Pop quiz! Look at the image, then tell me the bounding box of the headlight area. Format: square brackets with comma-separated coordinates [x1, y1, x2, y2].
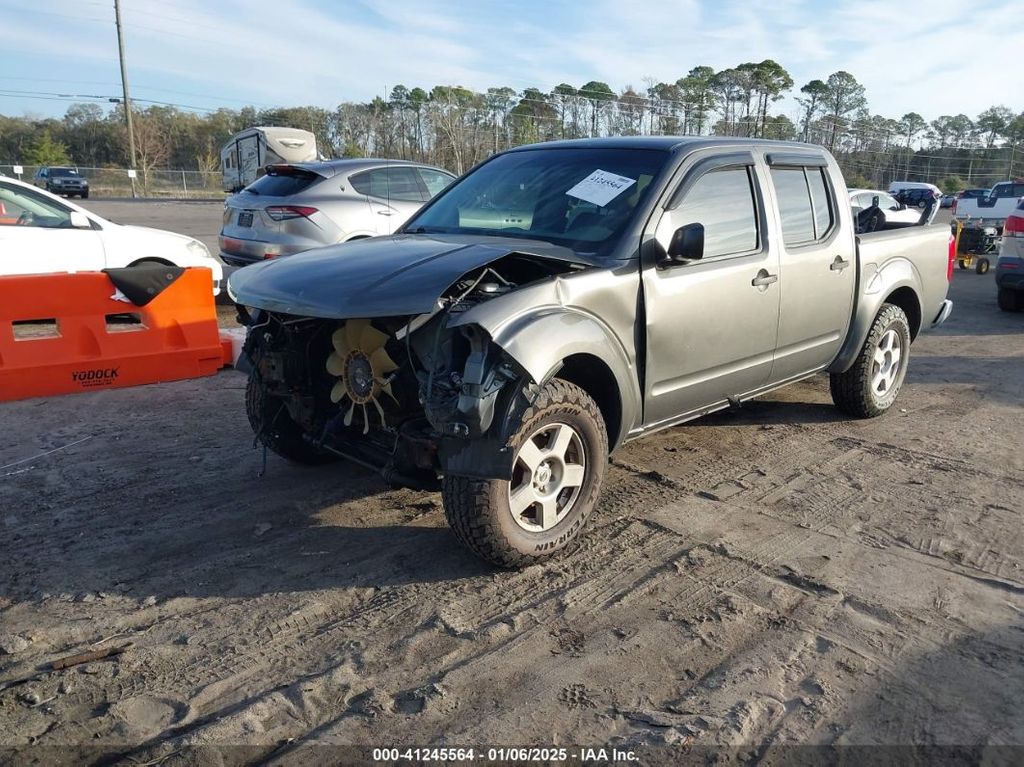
[186, 239, 213, 260]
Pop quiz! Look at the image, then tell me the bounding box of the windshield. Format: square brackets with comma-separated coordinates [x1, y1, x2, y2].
[403, 147, 670, 256]
[50, 168, 79, 177]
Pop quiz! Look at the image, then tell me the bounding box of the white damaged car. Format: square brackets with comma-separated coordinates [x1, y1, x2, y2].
[0, 176, 223, 293]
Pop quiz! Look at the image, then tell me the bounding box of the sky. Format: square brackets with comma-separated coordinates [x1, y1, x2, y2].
[1, 0, 1022, 124]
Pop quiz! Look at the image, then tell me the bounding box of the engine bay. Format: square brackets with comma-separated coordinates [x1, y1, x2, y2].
[238, 254, 580, 487]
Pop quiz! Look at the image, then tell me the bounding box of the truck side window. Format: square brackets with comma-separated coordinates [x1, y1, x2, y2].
[672, 167, 759, 259]
[806, 168, 834, 238]
[771, 167, 834, 245]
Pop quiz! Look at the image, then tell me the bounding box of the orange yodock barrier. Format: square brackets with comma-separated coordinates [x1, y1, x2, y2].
[0, 266, 234, 403]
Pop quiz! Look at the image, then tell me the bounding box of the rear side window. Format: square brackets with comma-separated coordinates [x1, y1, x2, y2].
[351, 167, 425, 202]
[418, 168, 454, 197]
[993, 183, 1024, 199]
[243, 168, 320, 197]
[806, 169, 834, 235]
[771, 167, 834, 246]
[673, 166, 759, 259]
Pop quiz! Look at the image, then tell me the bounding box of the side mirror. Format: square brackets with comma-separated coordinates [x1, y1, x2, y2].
[666, 222, 705, 264]
[69, 211, 92, 229]
[872, 195, 880, 208]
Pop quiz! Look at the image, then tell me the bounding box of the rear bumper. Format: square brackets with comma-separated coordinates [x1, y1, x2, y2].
[996, 257, 1024, 289]
[931, 299, 953, 328]
[219, 235, 309, 266]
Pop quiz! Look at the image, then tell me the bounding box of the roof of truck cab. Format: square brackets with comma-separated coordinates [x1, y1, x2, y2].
[506, 136, 827, 154]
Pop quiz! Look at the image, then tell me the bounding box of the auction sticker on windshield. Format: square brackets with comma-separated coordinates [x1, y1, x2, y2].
[566, 169, 636, 207]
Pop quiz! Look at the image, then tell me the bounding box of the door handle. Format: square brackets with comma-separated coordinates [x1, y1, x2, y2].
[751, 271, 778, 288]
[830, 256, 851, 272]
[376, 210, 394, 216]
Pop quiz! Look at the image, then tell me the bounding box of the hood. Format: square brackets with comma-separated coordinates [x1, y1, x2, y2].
[227, 233, 586, 318]
[119, 225, 194, 243]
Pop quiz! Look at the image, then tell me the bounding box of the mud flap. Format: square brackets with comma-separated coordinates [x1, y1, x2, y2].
[439, 436, 516, 480]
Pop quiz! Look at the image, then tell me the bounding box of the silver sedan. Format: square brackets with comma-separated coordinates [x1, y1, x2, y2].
[219, 159, 455, 266]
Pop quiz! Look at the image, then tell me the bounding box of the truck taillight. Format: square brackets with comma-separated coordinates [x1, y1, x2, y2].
[1004, 214, 1024, 238]
[265, 206, 318, 221]
[947, 234, 956, 282]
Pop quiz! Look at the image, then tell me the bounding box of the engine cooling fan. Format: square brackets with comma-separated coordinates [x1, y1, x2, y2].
[325, 319, 399, 433]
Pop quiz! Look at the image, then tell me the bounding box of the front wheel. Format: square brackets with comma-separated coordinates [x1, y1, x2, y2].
[442, 379, 608, 568]
[830, 303, 912, 419]
[975, 258, 990, 275]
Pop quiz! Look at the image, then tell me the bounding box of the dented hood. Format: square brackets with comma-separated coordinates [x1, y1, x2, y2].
[227, 233, 584, 318]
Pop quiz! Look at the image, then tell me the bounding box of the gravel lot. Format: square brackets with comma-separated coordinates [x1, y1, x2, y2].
[1, 202, 1022, 761]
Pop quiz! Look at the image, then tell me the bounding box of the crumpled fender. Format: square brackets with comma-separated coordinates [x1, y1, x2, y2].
[829, 256, 922, 373]
[453, 299, 641, 451]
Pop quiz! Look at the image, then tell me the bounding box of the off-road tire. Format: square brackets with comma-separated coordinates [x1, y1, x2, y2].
[998, 287, 1023, 312]
[245, 372, 337, 465]
[830, 303, 912, 419]
[442, 379, 608, 568]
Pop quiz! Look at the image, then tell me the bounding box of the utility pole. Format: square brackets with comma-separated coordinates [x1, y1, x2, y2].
[114, 0, 137, 196]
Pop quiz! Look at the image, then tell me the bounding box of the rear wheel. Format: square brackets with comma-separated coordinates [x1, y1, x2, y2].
[957, 259, 967, 270]
[442, 379, 608, 568]
[245, 372, 337, 465]
[975, 258, 990, 275]
[830, 303, 911, 419]
[998, 287, 1023, 312]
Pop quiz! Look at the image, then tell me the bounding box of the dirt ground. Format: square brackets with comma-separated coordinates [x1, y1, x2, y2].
[1, 229, 1023, 762]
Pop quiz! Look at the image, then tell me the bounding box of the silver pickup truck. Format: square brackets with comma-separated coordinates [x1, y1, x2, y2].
[228, 137, 954, 567]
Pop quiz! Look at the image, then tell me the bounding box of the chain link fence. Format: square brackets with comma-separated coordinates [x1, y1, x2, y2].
[0, 165, 225, 199]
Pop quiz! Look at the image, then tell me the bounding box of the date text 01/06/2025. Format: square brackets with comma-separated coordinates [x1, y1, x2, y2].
[371, 746, 640, 762]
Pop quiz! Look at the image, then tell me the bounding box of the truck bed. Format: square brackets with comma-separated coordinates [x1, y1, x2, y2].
[857, 224, 951, 330]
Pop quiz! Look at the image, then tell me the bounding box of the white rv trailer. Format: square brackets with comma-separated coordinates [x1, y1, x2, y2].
[220, 127, 317, 192]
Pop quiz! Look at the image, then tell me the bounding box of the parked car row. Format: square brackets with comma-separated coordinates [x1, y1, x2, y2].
[849, 188, 937, 233]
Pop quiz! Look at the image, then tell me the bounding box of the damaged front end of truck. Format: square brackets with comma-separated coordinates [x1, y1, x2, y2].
[228, 235, 594, 489]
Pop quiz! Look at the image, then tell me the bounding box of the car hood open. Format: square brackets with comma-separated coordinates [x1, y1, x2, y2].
[227, 233, 587, 318]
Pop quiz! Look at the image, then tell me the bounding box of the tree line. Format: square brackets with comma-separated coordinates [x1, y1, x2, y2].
[3, 60, 1023, 191]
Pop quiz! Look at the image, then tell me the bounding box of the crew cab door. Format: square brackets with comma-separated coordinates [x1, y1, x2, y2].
[763, 156, 854, 381]
[0, 181, 105, 275]
[641, 152, 780, 427]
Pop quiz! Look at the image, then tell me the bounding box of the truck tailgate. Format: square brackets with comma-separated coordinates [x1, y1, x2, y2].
[954, 197, 1018, 223]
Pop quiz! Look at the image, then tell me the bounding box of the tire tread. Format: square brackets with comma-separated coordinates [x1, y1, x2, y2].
[830, 303, 909, 419]
[442, 379, 606, 568]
